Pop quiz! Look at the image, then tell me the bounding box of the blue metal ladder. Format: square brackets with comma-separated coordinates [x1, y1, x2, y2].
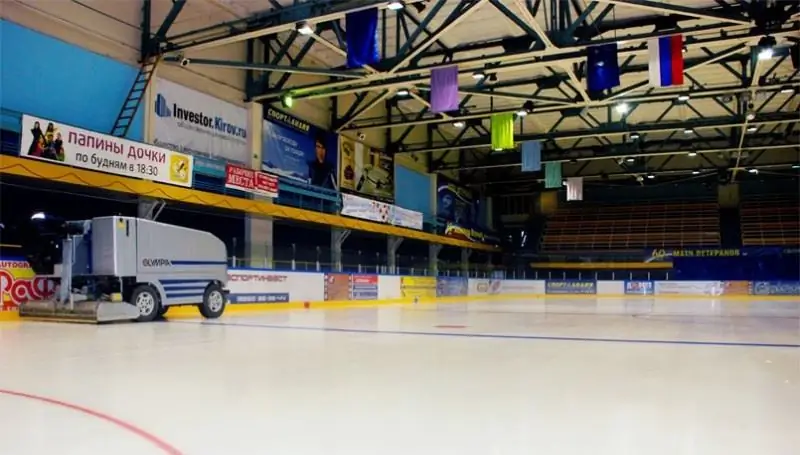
[110, 55, 160, 138]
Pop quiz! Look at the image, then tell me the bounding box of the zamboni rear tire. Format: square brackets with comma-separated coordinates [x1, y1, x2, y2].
[199, 283, 226, 319]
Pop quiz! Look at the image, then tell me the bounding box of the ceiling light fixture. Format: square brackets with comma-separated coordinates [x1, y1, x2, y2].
[296, 22, 314, 35]
[630, 132, 641, 140]
[647, 173, 655, 179]
[396, 88, 409, 96]
[692, 170, 700, 175]
[677, 94, 690, 102]
[746, 113, 756, 121]
[688, 151, 697, 157]
[748, 168, 759, 174]
[472, 71, 486, 80]
[387, 1, 404, 10]
[747, 126, 758, 133]
[757, 36, 776, 61]
[615, 102, 630, 114]
[452, 121, 465, 128]
[684, 128, 694, 135]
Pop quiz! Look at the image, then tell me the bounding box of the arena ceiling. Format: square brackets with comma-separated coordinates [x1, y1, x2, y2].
[154, 1, 798, 192]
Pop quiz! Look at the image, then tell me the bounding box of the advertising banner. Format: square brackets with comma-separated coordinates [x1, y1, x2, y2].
[225, 164, 279, 198]
[750, 281, 800, 296]
[646, 248, 742, 262]
[227, 270, 324, 303]
[444, 223, 500, 245]
[468, 279, 503, 296]
[193, 155, 227, 179]
[324, 273, 351, 301]
[436, 277, 468, 297]
[400, 276, 436, 299]
[391, 206, 424, 230]
[494, 280, 545, 295]
[262, 108, 338, 190]
[436, 175, 478, 227]
[339, 136, 394, 201]
[0, 258, 56, 311]
[350, 274, 379, 300]
[21, 115, 193, 187]
[545, 280, 597, 295]
[720, 281, 749, 296]
[153, 78, 250, 164]
[654, 281, 723, 296]
[341, 193, 391, 223]
[624, 280, 654, 295]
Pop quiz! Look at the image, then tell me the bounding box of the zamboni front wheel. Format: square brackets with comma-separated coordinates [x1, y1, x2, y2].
[132, 285, 160, 322]
[199, 283, 226, 319]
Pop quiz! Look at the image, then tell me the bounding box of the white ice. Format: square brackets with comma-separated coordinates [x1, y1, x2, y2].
[1, 297, 798, 455]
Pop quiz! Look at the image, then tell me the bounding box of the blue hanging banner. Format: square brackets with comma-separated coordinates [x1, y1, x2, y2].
[346, 8, 380, 68]
[521, 141, 541, 172]
[587, 43, 620, 92]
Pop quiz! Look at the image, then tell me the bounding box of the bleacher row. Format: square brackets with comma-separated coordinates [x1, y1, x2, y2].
[540, 196, 798, 251]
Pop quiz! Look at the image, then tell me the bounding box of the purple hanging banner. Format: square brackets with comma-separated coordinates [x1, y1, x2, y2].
[430, 66, 459, 113]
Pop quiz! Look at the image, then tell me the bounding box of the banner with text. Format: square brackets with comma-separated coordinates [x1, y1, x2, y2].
[0, 258, 56, 311]
[624, 280, 654, 295]
[351, 274, 379, 300]
[400, 276, 436, 299]
[437, 175, 478, 227]
[339, 137, 394, 201]
[341, 193, 423, 230]
[193, 155, 227, 179]
[444, 223, 500, 245]
[749, 281, 800, 296]
[545, 280, 597, 294]
[436, 277, 468, 297]
[153, 78, 249, 164]
[225, 164, 279, 198]
[654, 281, 723, 296]
[227, 270, 324, 303]
[262, 108, 338, 190]
[21, 115, 193, 187]
[391, 205, 424, 230]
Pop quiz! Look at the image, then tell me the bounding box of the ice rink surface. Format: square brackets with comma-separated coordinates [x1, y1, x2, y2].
[1, 297, 798, 455]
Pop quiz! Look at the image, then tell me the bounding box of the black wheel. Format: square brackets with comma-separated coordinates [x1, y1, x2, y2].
[157, 305, 169, 318]
[131, 285, 159, 322]
[198, 283, 226, 319]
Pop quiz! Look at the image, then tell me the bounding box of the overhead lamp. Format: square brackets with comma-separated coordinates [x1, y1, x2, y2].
[615, 102, 630, 114]
[396, 88, 409, 96]
[494, 147, 504, 152]
[296, 22, 314, 35]
[748, 168, 759, 174]
[747, 126, 758, 133]
[30, 212, 46, 220]
[746, 113, 756, 121]
[281, 93, 294, 109]
[625, 157, 635, 163]
[688, 151, 697, 157]
[780, 87, 795, 94]
[792, 164, 799, 169]
[757, 36, 776, 61]
[452, 121, 465, 128]
[692, 170, 700, 175]
[562, 179, 568, 186]
[630, 132, 641, 140]
[682, 45, 688, 54]
[677, 94, 690, 102]
[472, 71, 486, 80]
[515, 109, 528, 117]
[683, 128, 694, 135]
[387, 1, 404, 10]
[646, 173, 655, 179]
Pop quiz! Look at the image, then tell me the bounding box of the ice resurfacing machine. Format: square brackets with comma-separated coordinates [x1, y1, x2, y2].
[19, 216, 229, 323]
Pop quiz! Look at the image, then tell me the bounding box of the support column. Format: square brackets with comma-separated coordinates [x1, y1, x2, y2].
[331, 228, 351, 272]
[387, 236, 403, 274]
[245, 216, 273, 268]
[243, 101, 272, 267]
[461, 248, 472, 277]
[137, 198, 164, 220]
[428, 243, 442, 276]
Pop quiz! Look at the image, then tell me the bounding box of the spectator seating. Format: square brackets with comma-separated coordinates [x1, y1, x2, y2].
[541, 200, 721, 250]
[741, 196, 800, 246]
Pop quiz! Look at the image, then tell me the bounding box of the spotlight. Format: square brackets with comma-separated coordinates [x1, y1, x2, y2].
[780, 87, 795, 94]
[677, 94, 690, 102]
[562, 180, 568, 186]
[682, 45, 688, 54]
[747, 126, 758, 133]
[516, 109, 528, 117]
[747, 168, 759, 174]
[630, 132, 640, 140]
[692, 170, 700, 175]
[646, 173, 655, 179]
[396, 88, 409, 96]
[757, 36, 776, 61]
[615, 102, 630, 114]
[281, 93, 294, 109]
[387, 1, 404, 10]
[625, 157, 635, 163]
[472, 71, 486, 80]
[688, 151, 697, 157]
[452, 121, 465, 128]
[296, 22, 314, 35]
[684, 128, 694, 135]
[746, 113, 756, 121]
[792, 164, 799, 169]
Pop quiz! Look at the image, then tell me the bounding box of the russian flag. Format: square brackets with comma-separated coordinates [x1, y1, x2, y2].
[648, 34, 684, 87]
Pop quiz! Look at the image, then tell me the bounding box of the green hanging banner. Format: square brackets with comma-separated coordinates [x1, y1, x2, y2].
[490, 113, 514, 150]
[545, 162, 562, 188]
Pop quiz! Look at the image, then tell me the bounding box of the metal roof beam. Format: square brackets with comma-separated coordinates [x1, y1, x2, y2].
[594, 0, 751, 26]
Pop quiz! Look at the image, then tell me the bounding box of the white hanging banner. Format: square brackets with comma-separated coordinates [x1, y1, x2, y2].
[341, 193, 391, 223]
[566, 177, 584, 201]
[152, 78, 250, 164]
[20, 114, 193, 187]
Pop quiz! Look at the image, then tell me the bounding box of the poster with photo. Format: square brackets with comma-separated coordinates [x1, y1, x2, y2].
[339, 137, 394, 201]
